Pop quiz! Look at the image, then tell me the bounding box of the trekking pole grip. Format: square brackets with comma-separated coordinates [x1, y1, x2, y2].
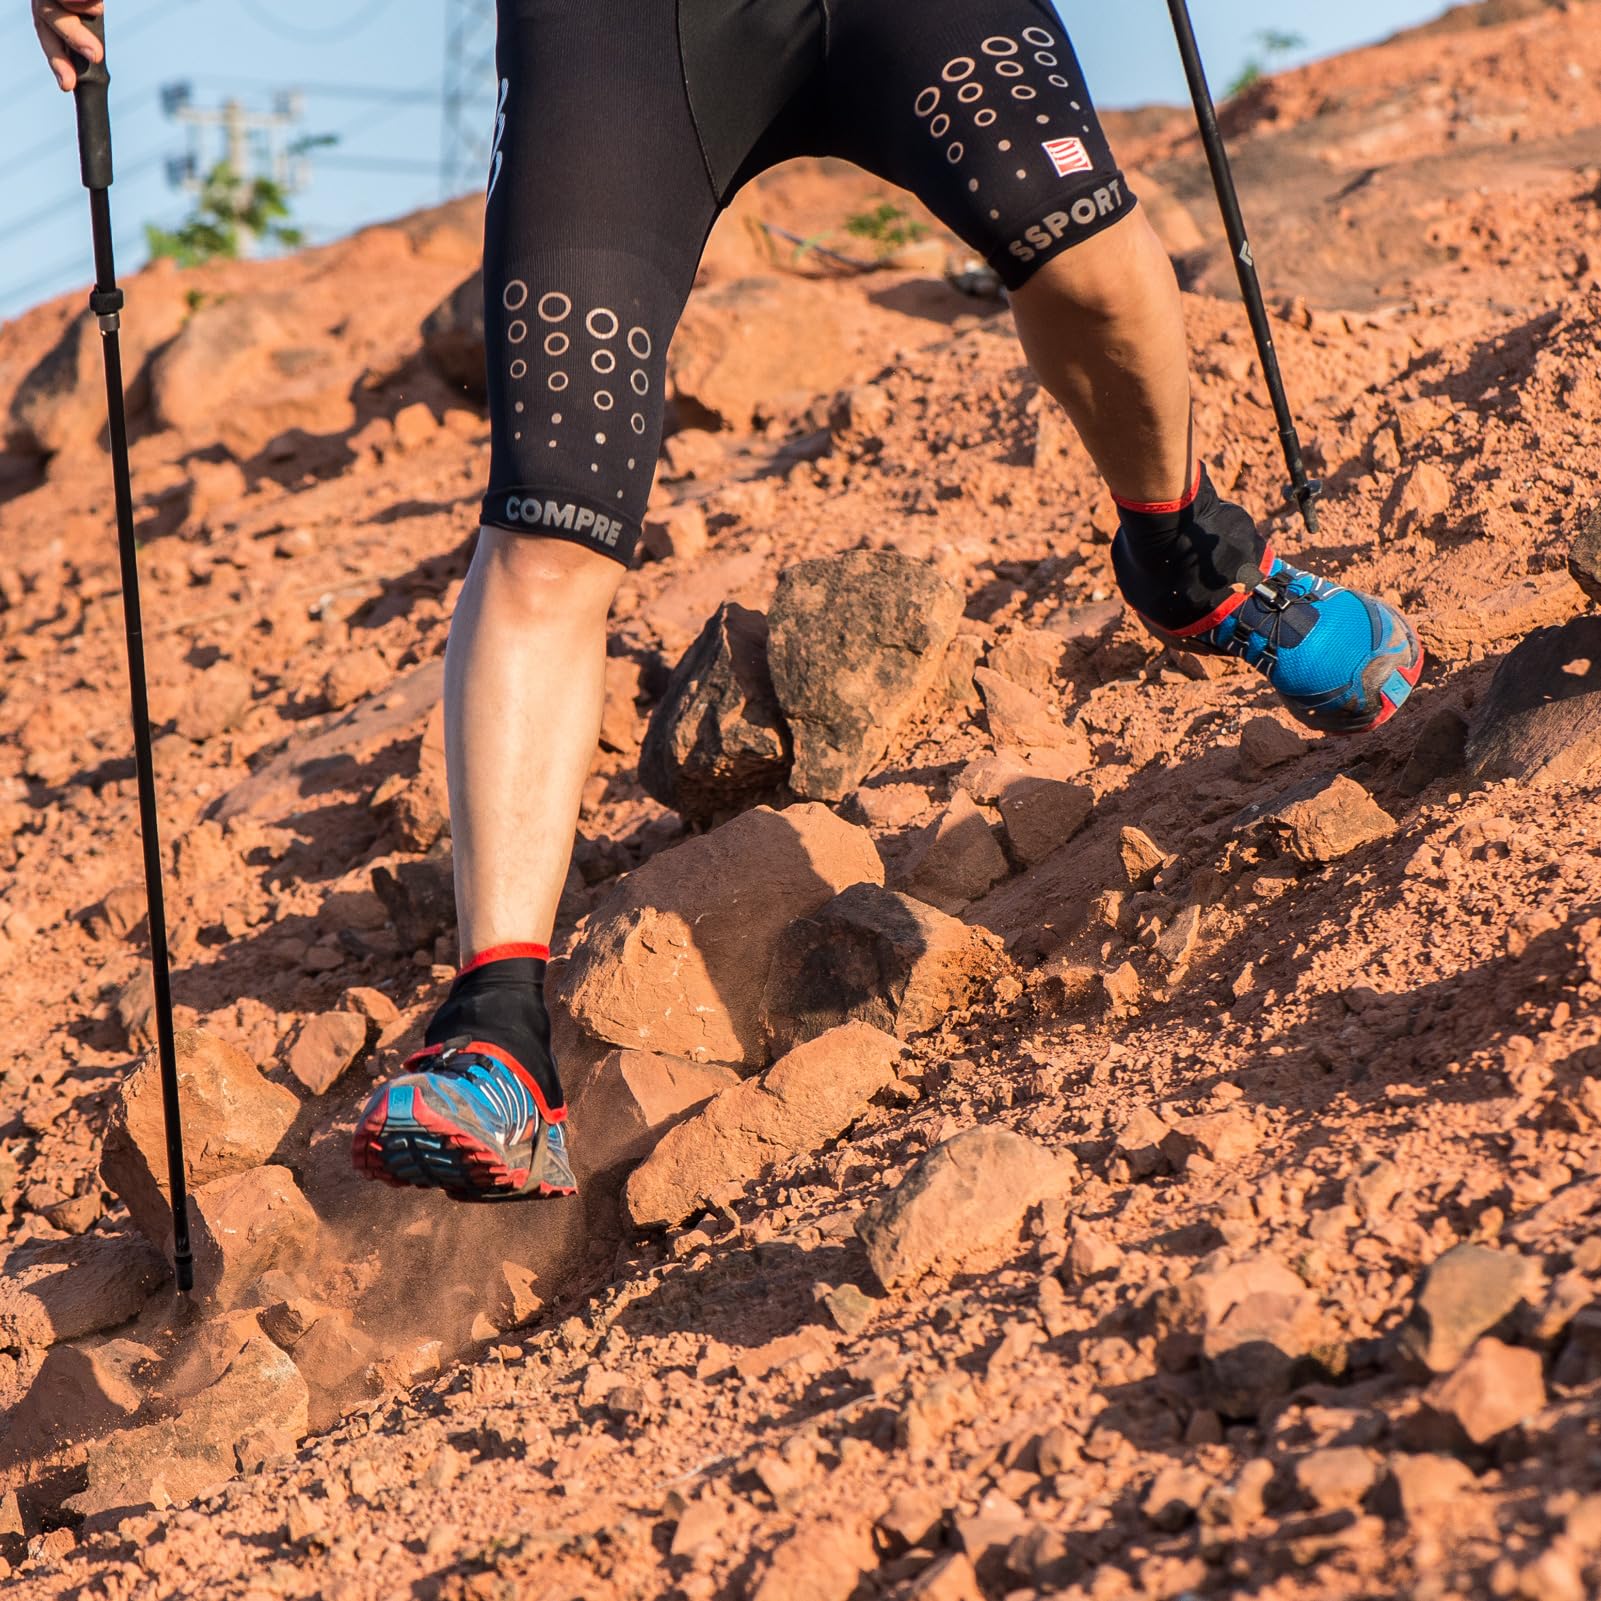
[72, 14, 113, 191]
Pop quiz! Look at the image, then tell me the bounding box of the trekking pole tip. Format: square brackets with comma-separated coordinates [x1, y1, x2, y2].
[1288, 477, 1324, 536]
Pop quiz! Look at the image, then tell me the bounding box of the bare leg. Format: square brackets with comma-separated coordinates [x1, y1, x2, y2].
[1009, 208, 1195, 506]
[443, 530, 623, 957]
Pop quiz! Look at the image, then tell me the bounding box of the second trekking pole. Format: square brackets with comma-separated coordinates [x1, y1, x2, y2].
[1165, 0, 1323, 534]
[71, 15, 193, 1292]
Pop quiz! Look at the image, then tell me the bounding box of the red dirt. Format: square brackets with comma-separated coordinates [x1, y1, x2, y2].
[0, 0, 1599, 1595]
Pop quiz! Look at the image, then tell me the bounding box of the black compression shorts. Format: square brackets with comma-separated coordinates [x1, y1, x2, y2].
[479, 0, 1136, 565]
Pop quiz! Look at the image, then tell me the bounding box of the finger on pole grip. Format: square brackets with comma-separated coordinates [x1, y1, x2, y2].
[71, 14, 113, 191]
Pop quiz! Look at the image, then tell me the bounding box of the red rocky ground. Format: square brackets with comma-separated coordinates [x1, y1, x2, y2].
[0, 1, 1599, 1596]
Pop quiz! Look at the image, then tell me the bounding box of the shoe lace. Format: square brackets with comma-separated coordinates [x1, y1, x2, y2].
[424, 1041, 533, 1132]
[1220, 570, 1302, 670]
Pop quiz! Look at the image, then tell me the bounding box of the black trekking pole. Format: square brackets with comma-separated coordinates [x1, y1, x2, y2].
[1165, 0, 1323, 534]
[70, 17, 193, 1293]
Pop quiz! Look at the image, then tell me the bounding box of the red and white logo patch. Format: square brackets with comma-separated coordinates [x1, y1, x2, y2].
[1042, 136, 1093, 177]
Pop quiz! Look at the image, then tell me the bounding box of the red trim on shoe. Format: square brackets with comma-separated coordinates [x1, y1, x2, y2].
[1162, 543, 1277, 639]
[1112, 463, 1204, 516]
[459, 941, 550, 974]
[404, 1085, 529, 1191]
[1353, 643, 1426, 734]
[402, 1039, 568, 1124]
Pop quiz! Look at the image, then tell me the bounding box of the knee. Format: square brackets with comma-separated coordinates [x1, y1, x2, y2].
[1018, 209, 1176, 325]
[470, 527, 625, 622]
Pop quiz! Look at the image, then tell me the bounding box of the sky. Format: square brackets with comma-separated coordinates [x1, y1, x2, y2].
[0, 0, 1454, 324]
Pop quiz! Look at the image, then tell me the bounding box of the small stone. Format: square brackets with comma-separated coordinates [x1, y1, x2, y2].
[283, 1011, 371, 1095]
[858, 1128, 1075, 1291]
[1262, 773, 1397, 864]
[1238, 715, 1309, 776]
[1199, 1457, 1276, 1528]
[1118, 826, 1168, 887]
[1568, 504, 1601, 605]
[258, 1297, 328, 1351]
[102, 1030, 301, 1252]
[321, 648, 389, 712]
[974, 667, 1076, 752]
[896, 791, 1011, 912]
[750, 1515, 875, 1601]
[1143, 1464, 1210, 1531]
[641, 501, 709, 562]
[768, 552, 963, 801]
[900, 1381, 975, 1455]
[1346, 1158, 1404, 1221]
[189, 1167, 320, 1306]
[1294, 1446, 1379, 1512]
[638, 601, 790, 823]
[178, 660, 254, 742]
[1035, 1423, 1077, 1477]
[1396, 461, 1452, 533]
[1381, 1452, 1476, 1521]
[1101, 961, 1141, 1013]
[0, 1338, 156, 1466]
[0, 1231, 165, 1349]
[343, 986, 399, 1025]
[1067, 1227, 1123, 1281]
[492, 1260, 542, 1330]
[988, 628, 1071, 697]
[1397, 1244, 1541, 1375]
[905, 1553, 983, 1600]
[113, 971, 156, 1052]
[566, 1049, 742, 1187]
[1161, 1110, 1254, 1170]
[604, 1384, 648, 1420]
[951, 1492, 1029, 1563]
[1153, 903, 1202, 976]
[1201, 1285, 1328, 1418]
[86, 882, 148, 942]
[391, 401, 438, 451]
[293, 1314, 378, 1432]
[1111, 1105, 1174, 1179]
[822, 1283, 878, 1337]
[761, 882, 1007, 1057]
[1415, 1336, 1546, 1448]
[67, 1334, 308, 1519]
[995, 777, 1094, 867]
[624, 1022, 903, 1228]
[933, 635, 984, 714]
[877, 1491, 944, 1555]
[667, 1494, 724, 1558]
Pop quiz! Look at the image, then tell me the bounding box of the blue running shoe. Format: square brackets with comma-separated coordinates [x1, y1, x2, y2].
[352, 1040, 577, 1202]
[1168, 556, 1424, 735]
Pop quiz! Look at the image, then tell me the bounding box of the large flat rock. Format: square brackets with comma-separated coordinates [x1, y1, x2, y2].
[1466, 616, 1601, 786]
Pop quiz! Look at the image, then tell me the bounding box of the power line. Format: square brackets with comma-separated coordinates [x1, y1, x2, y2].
[321, 155, 439, 176]
[193, 77, 447, 105]
[234, 0, 392, 43]
[0, 87, 162, 183]
[0, 215, 171, 314]
[0, 148, 167, 240]
[323, 86, 440, 147]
